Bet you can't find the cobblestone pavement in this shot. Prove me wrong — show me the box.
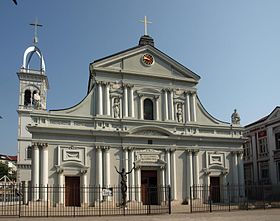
[5,209,280,221]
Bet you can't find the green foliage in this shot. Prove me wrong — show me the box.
[0,162,16,181]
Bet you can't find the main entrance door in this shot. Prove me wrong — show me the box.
[65,176,80,206]
[210,176,220,203]
[141,170,158,205]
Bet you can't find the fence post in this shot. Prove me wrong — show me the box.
[209,186,212,212]
[190,186,192,213]
[19,183,21,218]
[262,184,265,210]
[99,185,101,216]
[168,185,171,214]
[47,184,49,217]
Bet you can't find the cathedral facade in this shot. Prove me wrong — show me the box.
[17,35,245,205]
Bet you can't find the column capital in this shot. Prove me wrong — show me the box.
[95,145,103,150]
[102,81,110,86]
[165,148,171,153]
[32,143,39,148]
[193,149,199,155]
[127,84,134,89]
[96,80,102,85]
[128,146,135,151]
[80,168,88,175]
[122,146,129,151]
[186,149,193,154]
[103,146,111,151]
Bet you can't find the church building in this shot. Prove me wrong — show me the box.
[17,24,245,206]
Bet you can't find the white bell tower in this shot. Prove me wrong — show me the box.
[17,19,49,182]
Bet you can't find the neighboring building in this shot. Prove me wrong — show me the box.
[0,154,17,177]
[244,107,280,185]
[17,33,245,206]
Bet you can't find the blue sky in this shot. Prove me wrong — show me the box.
[0,0,279,155]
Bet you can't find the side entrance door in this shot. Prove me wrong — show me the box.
[65,176,80,206]
[210,176,220,203]
[141,170,158,205]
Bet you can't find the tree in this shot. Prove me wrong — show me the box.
[0,162,15,181]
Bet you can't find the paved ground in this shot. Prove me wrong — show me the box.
[5,209,280,221]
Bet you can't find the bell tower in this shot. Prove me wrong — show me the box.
[17,19,49,182]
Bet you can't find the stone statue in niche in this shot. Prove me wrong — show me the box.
[231,109,240,125]
[115,163,135,207]
[33,91,41,109]
[113,97,120,118]
[177,103,183,123]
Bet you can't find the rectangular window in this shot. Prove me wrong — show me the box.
[243,139,251,161]
[148,140,153,144]
[258,130,268,158]
[277,162,280,183]
[275,133,280,150]
[26,146,32,159]
[259,161,270,184]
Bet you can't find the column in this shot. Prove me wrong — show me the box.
[251,134,258,184]
[267,127,277,184]
[139,95,144,119]
[161,167,166,201]
[166,149,171,186]
[32,143,39,201]
[171,149,177,200]
[129,148,135,201]
[123,147,129,201]
[97,82,103,115]
[185,91,191,122]
[123,84,128,118]
[191,92,197,122]
[232,152,239,185]
[41,143,48,201]
[186,150,193,201]
[170,89,174,121]
[105,82,111,116]
[82,172,89,205]
[193,150,200,198]
[164,89,168,121]
[58,170,64,204]
[104,147,111,187]
[96,146,103,201]
[129,85,135,118]
[155,96,160,121]
[135,167,141,202]
[22,180,28,205]
[237,151,245,196]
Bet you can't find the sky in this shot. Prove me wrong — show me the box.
[0,0,279,155]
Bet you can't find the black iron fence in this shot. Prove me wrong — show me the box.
[190,184,280,213]
[0,183,171,217]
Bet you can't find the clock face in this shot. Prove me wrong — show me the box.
[142,53,154,66]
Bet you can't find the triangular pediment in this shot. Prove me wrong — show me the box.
[91,45,200,83]
[267,107,280,121]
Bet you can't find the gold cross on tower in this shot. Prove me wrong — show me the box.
[30,18,43,45]
[140,16,152,36]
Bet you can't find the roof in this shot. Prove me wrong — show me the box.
[0,154,17,162]
[245,106,280,128]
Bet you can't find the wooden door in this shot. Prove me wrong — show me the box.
[210,176,220,203]
[141,170,158,205]
[65,176,80,206]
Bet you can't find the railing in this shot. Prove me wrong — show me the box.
[190,184,280,213]
[0,183,171,217]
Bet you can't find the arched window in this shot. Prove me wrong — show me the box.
[144,98,154,120]
[24,90,31,106]
[32,90,38,105]
[26,146,32,159]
